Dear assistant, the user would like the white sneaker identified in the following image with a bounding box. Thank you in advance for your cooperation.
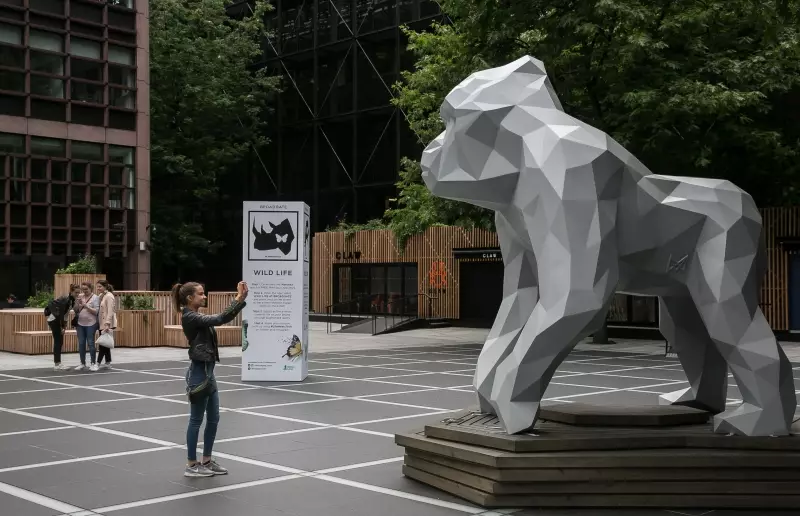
[90,363,99,372]
[100,363,112,370]
[74,364,86,371]
[54,364,68,371]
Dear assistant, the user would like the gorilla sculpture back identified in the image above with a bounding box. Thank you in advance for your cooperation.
[422,56,797,437]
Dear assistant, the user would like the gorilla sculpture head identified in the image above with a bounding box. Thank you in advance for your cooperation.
[421,56,563,211]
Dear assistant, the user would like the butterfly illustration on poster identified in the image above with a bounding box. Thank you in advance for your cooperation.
[249,211,299,261]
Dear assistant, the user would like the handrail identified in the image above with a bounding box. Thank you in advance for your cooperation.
[371,293,439,336]
[325,294,380,334]
[326,292,439,334]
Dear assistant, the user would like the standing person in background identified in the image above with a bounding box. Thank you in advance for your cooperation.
[96,280,117,370]
[172,280,248,478]
[74,282,100,371]
[45,284,80,371]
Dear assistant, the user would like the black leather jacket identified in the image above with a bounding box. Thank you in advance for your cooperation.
[182,300,246,362]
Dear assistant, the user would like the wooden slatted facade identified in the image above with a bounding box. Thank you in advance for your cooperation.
[313,227,499,320]
[760,207,800,331]
[313,208,799,331]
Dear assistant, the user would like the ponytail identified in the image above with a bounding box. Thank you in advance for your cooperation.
[171,283,183,312]
[97,280,114,293]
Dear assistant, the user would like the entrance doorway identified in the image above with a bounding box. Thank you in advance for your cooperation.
[332,263,418,315]
[459,261,504,325]
[790,253,800,331]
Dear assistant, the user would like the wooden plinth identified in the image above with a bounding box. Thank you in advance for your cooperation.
[395,406,800,509]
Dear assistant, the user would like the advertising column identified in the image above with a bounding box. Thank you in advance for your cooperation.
[241,201,310,382]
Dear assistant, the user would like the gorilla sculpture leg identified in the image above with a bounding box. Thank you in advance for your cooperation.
[685,224,796,436]
[485,216,619,434]
[474,214,538,413]
[658,295,728,414]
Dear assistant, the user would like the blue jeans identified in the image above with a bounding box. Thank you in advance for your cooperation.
[76,324,98,365]
[186,361,218,462]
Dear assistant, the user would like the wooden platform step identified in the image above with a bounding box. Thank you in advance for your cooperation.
[395,407,800,509]
[7,330,79,355]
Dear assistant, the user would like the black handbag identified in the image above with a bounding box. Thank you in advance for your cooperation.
[186,361,216,403]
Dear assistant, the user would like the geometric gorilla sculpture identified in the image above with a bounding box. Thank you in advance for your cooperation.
[421,56,797,437]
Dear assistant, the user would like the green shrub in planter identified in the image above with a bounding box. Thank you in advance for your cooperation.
[121,295,155,311]
[27,283,54,308]
[56,254,98,274]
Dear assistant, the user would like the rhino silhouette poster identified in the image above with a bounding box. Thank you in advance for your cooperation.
[242,202,310,382]
[248,210,298,261]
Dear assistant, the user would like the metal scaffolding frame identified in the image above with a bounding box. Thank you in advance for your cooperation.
[242,0,444,232]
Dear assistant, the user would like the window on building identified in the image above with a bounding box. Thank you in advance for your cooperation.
[0,132,24,154]
[51,183,66,204]
[70,58,103,81]
[0,22,22,45]
[108,44,134,65]
[108,145,133,165]
[70,37,101,60]
[108,166,122,185]
[0,70,24,92]
[29,0,65,15]
[71,141,103,161]
[70,80,104,104]
[30,136,66,157]
[108,187,123,208]
[30,51,65,75]
[30,29,64,52]
[51,160,67,181]
[71,185,86,204]
[10,156,24,177]
[70,162,86,182]
[31,159,48,179]
[90,163,104,183]
[108,0,133,7]
[31,182,48,203]
[30,75,65,98]
[108,65,135,87]
[90,186,104,206]
[69,0,103,23]
[0,46,24,69]
[10,180,25,201]
[109,87,134,109]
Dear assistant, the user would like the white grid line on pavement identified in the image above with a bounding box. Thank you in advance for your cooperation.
[0,352,730,516]
[0,425,75,438]
[0,404,484,515]
[0,479,85,513]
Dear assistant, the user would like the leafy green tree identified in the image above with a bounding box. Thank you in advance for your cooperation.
[149,0,279,282]
[388,0,800,238]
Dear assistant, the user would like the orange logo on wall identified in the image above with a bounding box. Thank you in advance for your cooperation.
[428,261,448,288]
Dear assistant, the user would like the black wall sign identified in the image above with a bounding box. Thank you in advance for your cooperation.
[452,248,502,260]
[335,251,362,260]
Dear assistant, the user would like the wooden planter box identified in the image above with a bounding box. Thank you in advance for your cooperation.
[54,274,106,296]
[116,310,164,347]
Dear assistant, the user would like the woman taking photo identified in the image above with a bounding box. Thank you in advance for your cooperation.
[172,280,248,478]
[74,282,100,371]
[96,280,117,369]
[45,284,80,371]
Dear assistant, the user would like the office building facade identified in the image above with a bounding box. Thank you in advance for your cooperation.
[0,0,150,298]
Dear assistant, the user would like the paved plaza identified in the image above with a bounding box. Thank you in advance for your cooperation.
[0,328,799,516]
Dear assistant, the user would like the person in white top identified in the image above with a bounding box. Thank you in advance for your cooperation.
[74,282,100,371]
[96,280,117,370]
